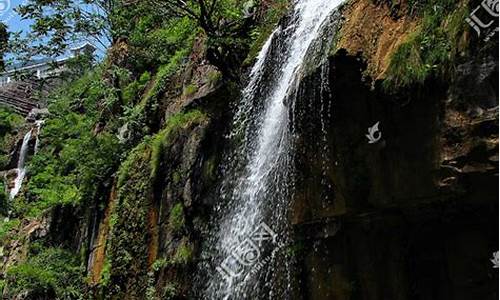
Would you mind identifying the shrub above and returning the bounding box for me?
[5,247,83,299]
[0,218,20,240]
[0,107,23,169]
[383,0,469,90]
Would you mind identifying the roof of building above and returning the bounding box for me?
[6,58,54,71]
[3,43,96,74]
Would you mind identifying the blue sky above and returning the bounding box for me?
[1,0,32,33]
[0,0,107,61]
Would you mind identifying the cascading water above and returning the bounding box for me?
[9,129,33,200]
[34,120,45,154]
[198,0,343,299]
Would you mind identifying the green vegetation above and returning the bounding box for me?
[0,218,20,241]
[0,23,8,71]
[162,283,179,299]
[183,84,198,97]
[286,241,305,257]
[99,258,112,288]
[106,141,153,297]
[123,71,151,105]
[0,107,23,169]
[150,110,207,180]
[151,258,169,272]
[383,0,469,90]
[169,203,185,232]
[245,0,290,64]
[18,69,123,217]
[4,247,83,299]
[128,16,198,71]
[0,0,290,298]
[173,239,193,265]
[0,107,23,136]
[207,70,223,85]
[0,181,7,215]
[104,109,207,296]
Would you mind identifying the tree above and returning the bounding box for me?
[153,0,249,36]
[10,0,120,60]
[152,0,257,78]
[0,22,8,71]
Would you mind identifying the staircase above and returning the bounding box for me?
[0,79,43,116]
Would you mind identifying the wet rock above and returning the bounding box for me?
[291,47,498,299]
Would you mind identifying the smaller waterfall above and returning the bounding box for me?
[34,120,45,154]
[9,129,33,200]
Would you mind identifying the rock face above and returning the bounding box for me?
[1,0,497,299]
[290,43,498,300]
[84,73,235,299]
[81,2,499,298]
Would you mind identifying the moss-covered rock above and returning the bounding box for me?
[105,141,153,299]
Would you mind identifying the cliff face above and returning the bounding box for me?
[0,0,498,299]
[290,0,498,299]
[292,51,498,299]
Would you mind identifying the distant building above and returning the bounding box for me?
[0,43,96,87]
[0,43,96,115]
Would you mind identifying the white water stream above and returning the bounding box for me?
[8,119,44,200]
[9,129,33,200]
[201,0,343,298]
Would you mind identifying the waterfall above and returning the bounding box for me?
[34,120,45,154]
[9,129,33,200]
[199,0,343,299]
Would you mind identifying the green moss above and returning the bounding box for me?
[99,258,111,287]
[202,155,217,182]
[207,70,222,85]
[383,0,469,90]
[172,171,181,184]
[173,239,193,265]
[106,140,153,297]
[182,84,198,97]
[169,203,185,232]
[117,141,150,187]
[162,283,179,299]
[383,31,428,89]
[151,258,169,272]
[150,109,207,181]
